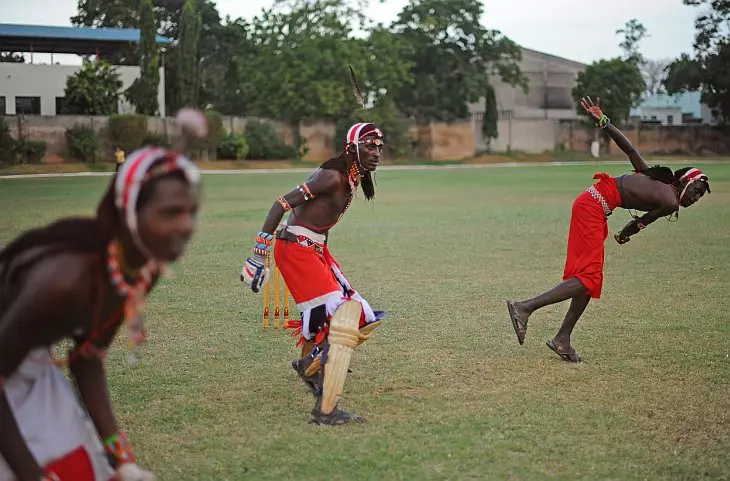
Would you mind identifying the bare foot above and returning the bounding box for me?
[507,300,531,345]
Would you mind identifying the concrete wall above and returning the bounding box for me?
[473,116,730,155]
[469,47,586,121]
[8,113,730,163]
[0,63,165,116]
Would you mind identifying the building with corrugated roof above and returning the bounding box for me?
[0,23,171,116]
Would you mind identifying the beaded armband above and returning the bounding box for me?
[276,196,291,212]
[598,114,610,129]
[297,183,315,201]
[253,231,274,257]
[103,431,136,465]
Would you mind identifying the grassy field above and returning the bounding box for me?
[0,162,728,480]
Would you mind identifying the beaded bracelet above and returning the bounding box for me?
[297,183,315,201]
[598,114,610,129]
[103,431,136,464]
[276,196,291,212]
[253,231,274,257]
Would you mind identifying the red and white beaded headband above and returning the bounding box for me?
[678,167,710,202]
[114,146,200,256]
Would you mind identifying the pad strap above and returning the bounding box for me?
[253,231,274,257]
[103,431,136,465]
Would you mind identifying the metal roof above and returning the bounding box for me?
[0,23,171,56]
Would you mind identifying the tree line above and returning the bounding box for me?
[1,0,727,147]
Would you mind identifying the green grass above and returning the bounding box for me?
[0,162,728,480]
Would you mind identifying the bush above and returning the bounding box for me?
[66,125,100,162]
[108,114,148,153]
[15,140,47,164]
[187,110,224,160]
[245,120,297,160]
[217,132,249,160]
[141,132,171,148]
[0,117,15,164]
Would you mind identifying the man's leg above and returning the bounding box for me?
[507,277,588,345]
[546,293,590,363]
[311,301,365,425]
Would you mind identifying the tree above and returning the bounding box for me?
[63,60,123,115]
[664,0,730,123]
[572,58,645,123]
[0,52,25,63]
[126,0,160,114]
[177,0,201,108]
[482,79,499,149]
[616,19,648,66]
[642,59,670,95]
[389,0,526,123]
[72,0,222,112]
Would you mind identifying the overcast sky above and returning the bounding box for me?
[3,0,700,65]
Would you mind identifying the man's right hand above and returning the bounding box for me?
[240,254,270,293]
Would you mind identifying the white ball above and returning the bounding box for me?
[176,107,208,139]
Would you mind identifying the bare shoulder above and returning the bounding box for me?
[307,168,345,196]
[21,248,96,302]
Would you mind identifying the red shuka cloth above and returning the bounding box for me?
[562,173,621,299]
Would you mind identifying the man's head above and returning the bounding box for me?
[116,147,201,263]
[344,122,384,172]
[676,167,711,208]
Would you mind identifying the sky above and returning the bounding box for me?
[3,0,701,65]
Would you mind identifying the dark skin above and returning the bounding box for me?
[258,135,381,238]
[507,96,708,361]
[0,177,198,480]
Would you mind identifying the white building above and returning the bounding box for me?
[630,91,717,126]
[0,23,170,116]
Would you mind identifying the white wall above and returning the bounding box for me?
[636,107,682,125]
[0,63,165,116]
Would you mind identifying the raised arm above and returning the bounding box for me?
[580,96,648,172]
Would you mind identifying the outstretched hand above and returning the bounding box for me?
[580,96,604,122]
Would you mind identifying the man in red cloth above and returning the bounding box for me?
[507,96,711,362]
[241,122,386,425]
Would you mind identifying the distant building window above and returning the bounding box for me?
[0,97,6,115]
[15,97,41,115]
[667,115,674,125]
[56,97,67,115]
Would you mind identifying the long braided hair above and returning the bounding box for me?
[320,151,376,200]
[639,165,710,192]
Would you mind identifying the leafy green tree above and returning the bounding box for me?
[64,60,123,115]
[572,58,645,123]
[616,19,648,66]
[177,0,201,108]
[389,0,526,123]
[665,0,730,123]
[126,0,160,114]
[482,79,499,149]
